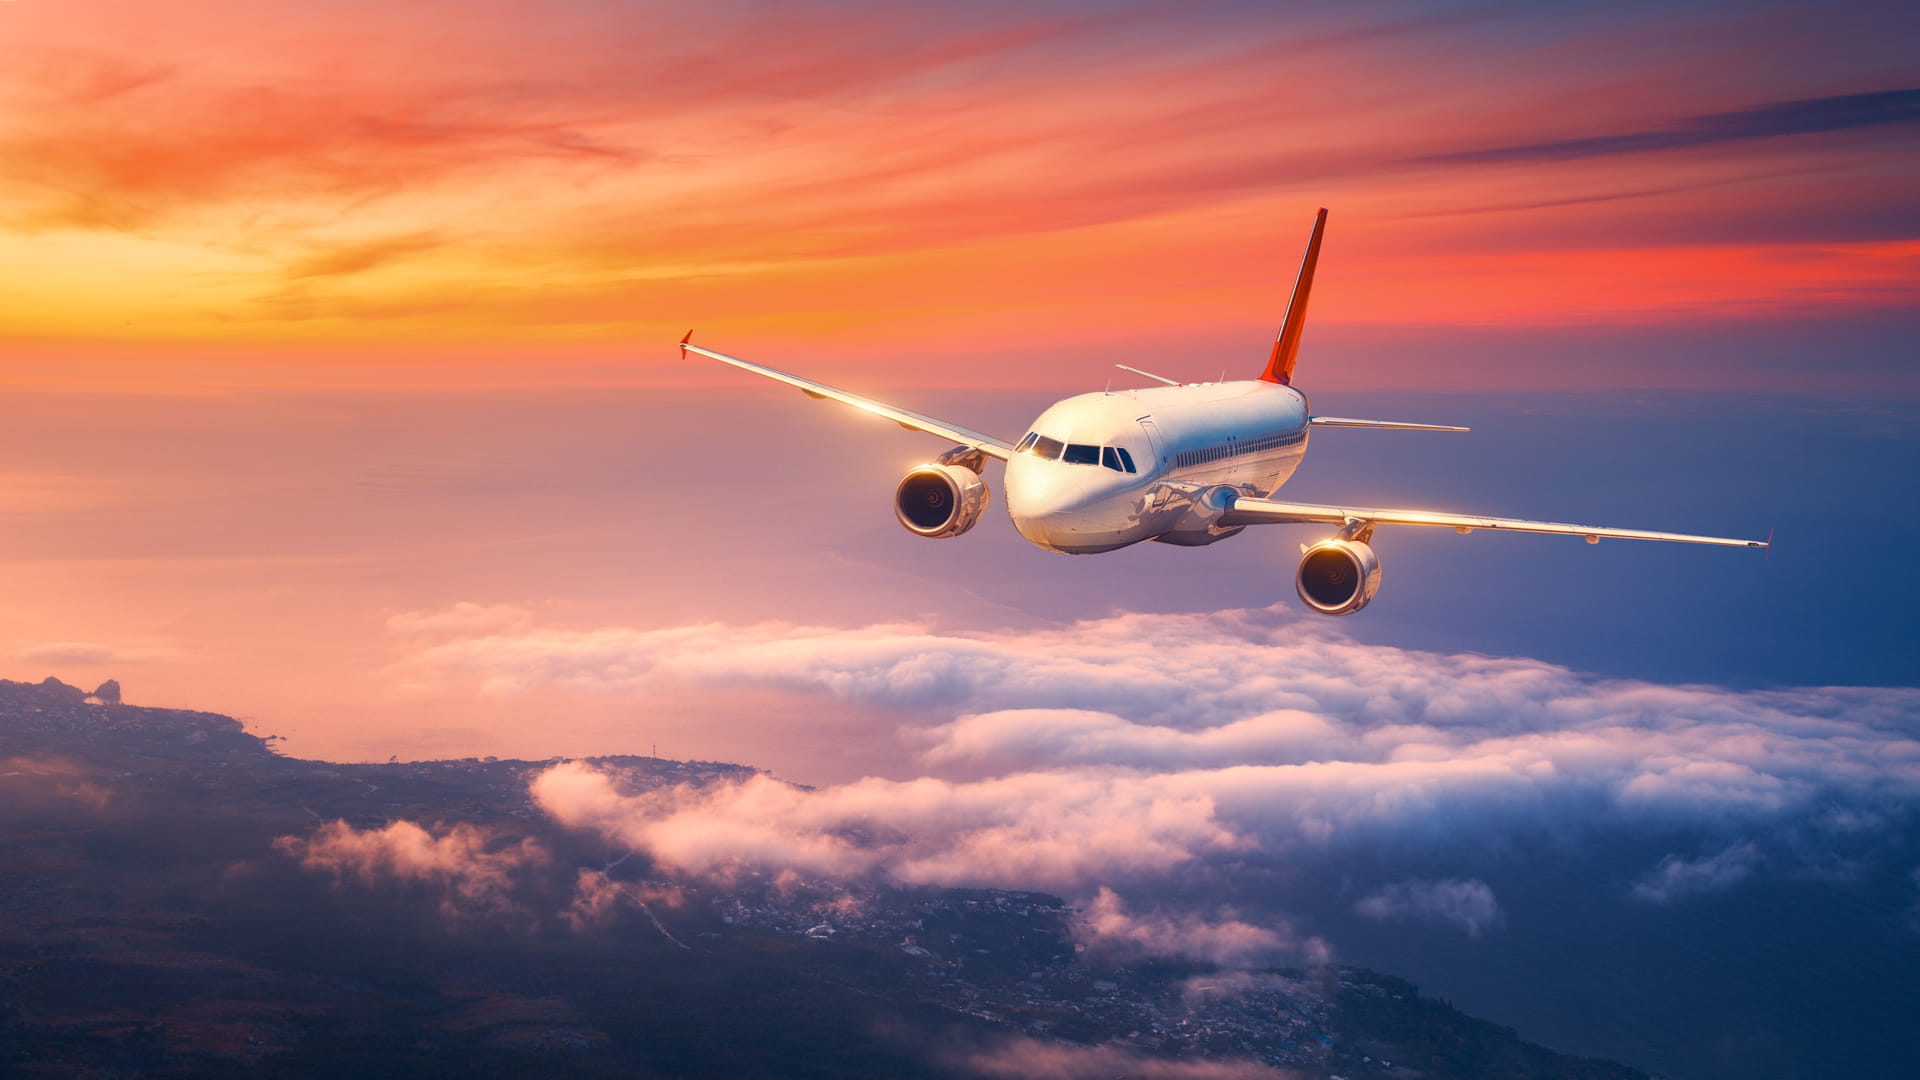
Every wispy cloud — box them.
[282,232,450,282]
[274,819,552,923]
[1631,842,1761,904]
[1077,887,1326,967]
[19,641,177,666]
[386,602,535,639]
[951,1035,1292,1080]
[1355,878,1503,937]
[1418,88,1920,166]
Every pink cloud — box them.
[530,762,1244,894]
[274,819,550,922]
[952,1035,1295,1080]
[563,867,692,946]
[18,641,178,666]
[385,602,534,639]
[1076,887,1327,968]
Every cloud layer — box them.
[395,601,1920,965]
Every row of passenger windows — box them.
[1015,432,1138,473]
[1171,430,1301,469]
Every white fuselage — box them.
[1004,380,1311,553]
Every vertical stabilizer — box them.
[1259,208,1327,385]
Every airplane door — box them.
[1138,418,1174,512]
[1138,418,1164,466]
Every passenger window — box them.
[1063,443,1100,465]
[1116,447,1136,473]
[1032,435,1064,460]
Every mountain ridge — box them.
[0,677,1651,1079]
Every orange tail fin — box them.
[1259,208,1328,385]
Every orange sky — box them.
[0,1,1916,765]
[3,0,1915,391]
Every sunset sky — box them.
[4,0,1913,749]
[3,6,1918,1077]
[3,0,1916,391]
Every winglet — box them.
[1259,208,1328,385]
[679,330,693,349]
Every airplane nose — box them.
[1005,459,1104,551]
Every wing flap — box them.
[684,342,1015,460]
[1222,495,1767,548]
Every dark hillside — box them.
[1,678,1646,1079]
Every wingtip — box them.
[679,329,693,347]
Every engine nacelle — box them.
[894,463,989,538]
[1295,538,1382,615]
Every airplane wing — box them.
[1309,416,1470,432]
[683,340,1016,460]
[1221,494,1767,548]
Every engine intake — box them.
[894,463,989,538]
[1295,538,1382,615]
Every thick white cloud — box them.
[531,762,1243,894]
[404,603,1920,957]
[919,708,1350,772]
[400,605,1919,804]
[1355,878,1503,937]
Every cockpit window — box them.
[1024,434,1137,471]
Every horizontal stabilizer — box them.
[1309,416,1470,432]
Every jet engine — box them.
[894,462,989,538]
[1295,537,1381,615]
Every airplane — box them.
[681,209,1768,615]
